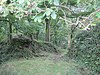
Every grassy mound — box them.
[0,58,90,75]
[0,36,59,64]
[67,23,100,74]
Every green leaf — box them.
[54,0,59,6]
[34,15,43,23]
[51,11,57,19]
[77,0,80,4]
[38,18,42,23]
[34,17,38,22]
[2,8,9,17]
[46,16,50,19]
[96,12,100,18]
[45,8,53,16]
[49,0,53,4]
[18,0,24,4]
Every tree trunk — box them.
[67,24,72,49]
[36,30,39,40]
[68,33,71,49]
[45,18,50,42]
[8,22,12,44]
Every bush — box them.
[68,23,100,74]
[0,35,59,64]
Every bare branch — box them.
[54,5,72,13]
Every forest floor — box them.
[0,51,91,75]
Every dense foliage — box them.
[0,36,59,64]
[68,23,100,74]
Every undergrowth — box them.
[67,23,100,74]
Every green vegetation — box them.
[68,23,100,74]
[0,57,90,75]
[0,0,100,75]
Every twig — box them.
[54,5,72,13]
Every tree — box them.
[0,0,99,48]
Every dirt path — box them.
[39,52,92,75]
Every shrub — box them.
[68,23,100,74]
